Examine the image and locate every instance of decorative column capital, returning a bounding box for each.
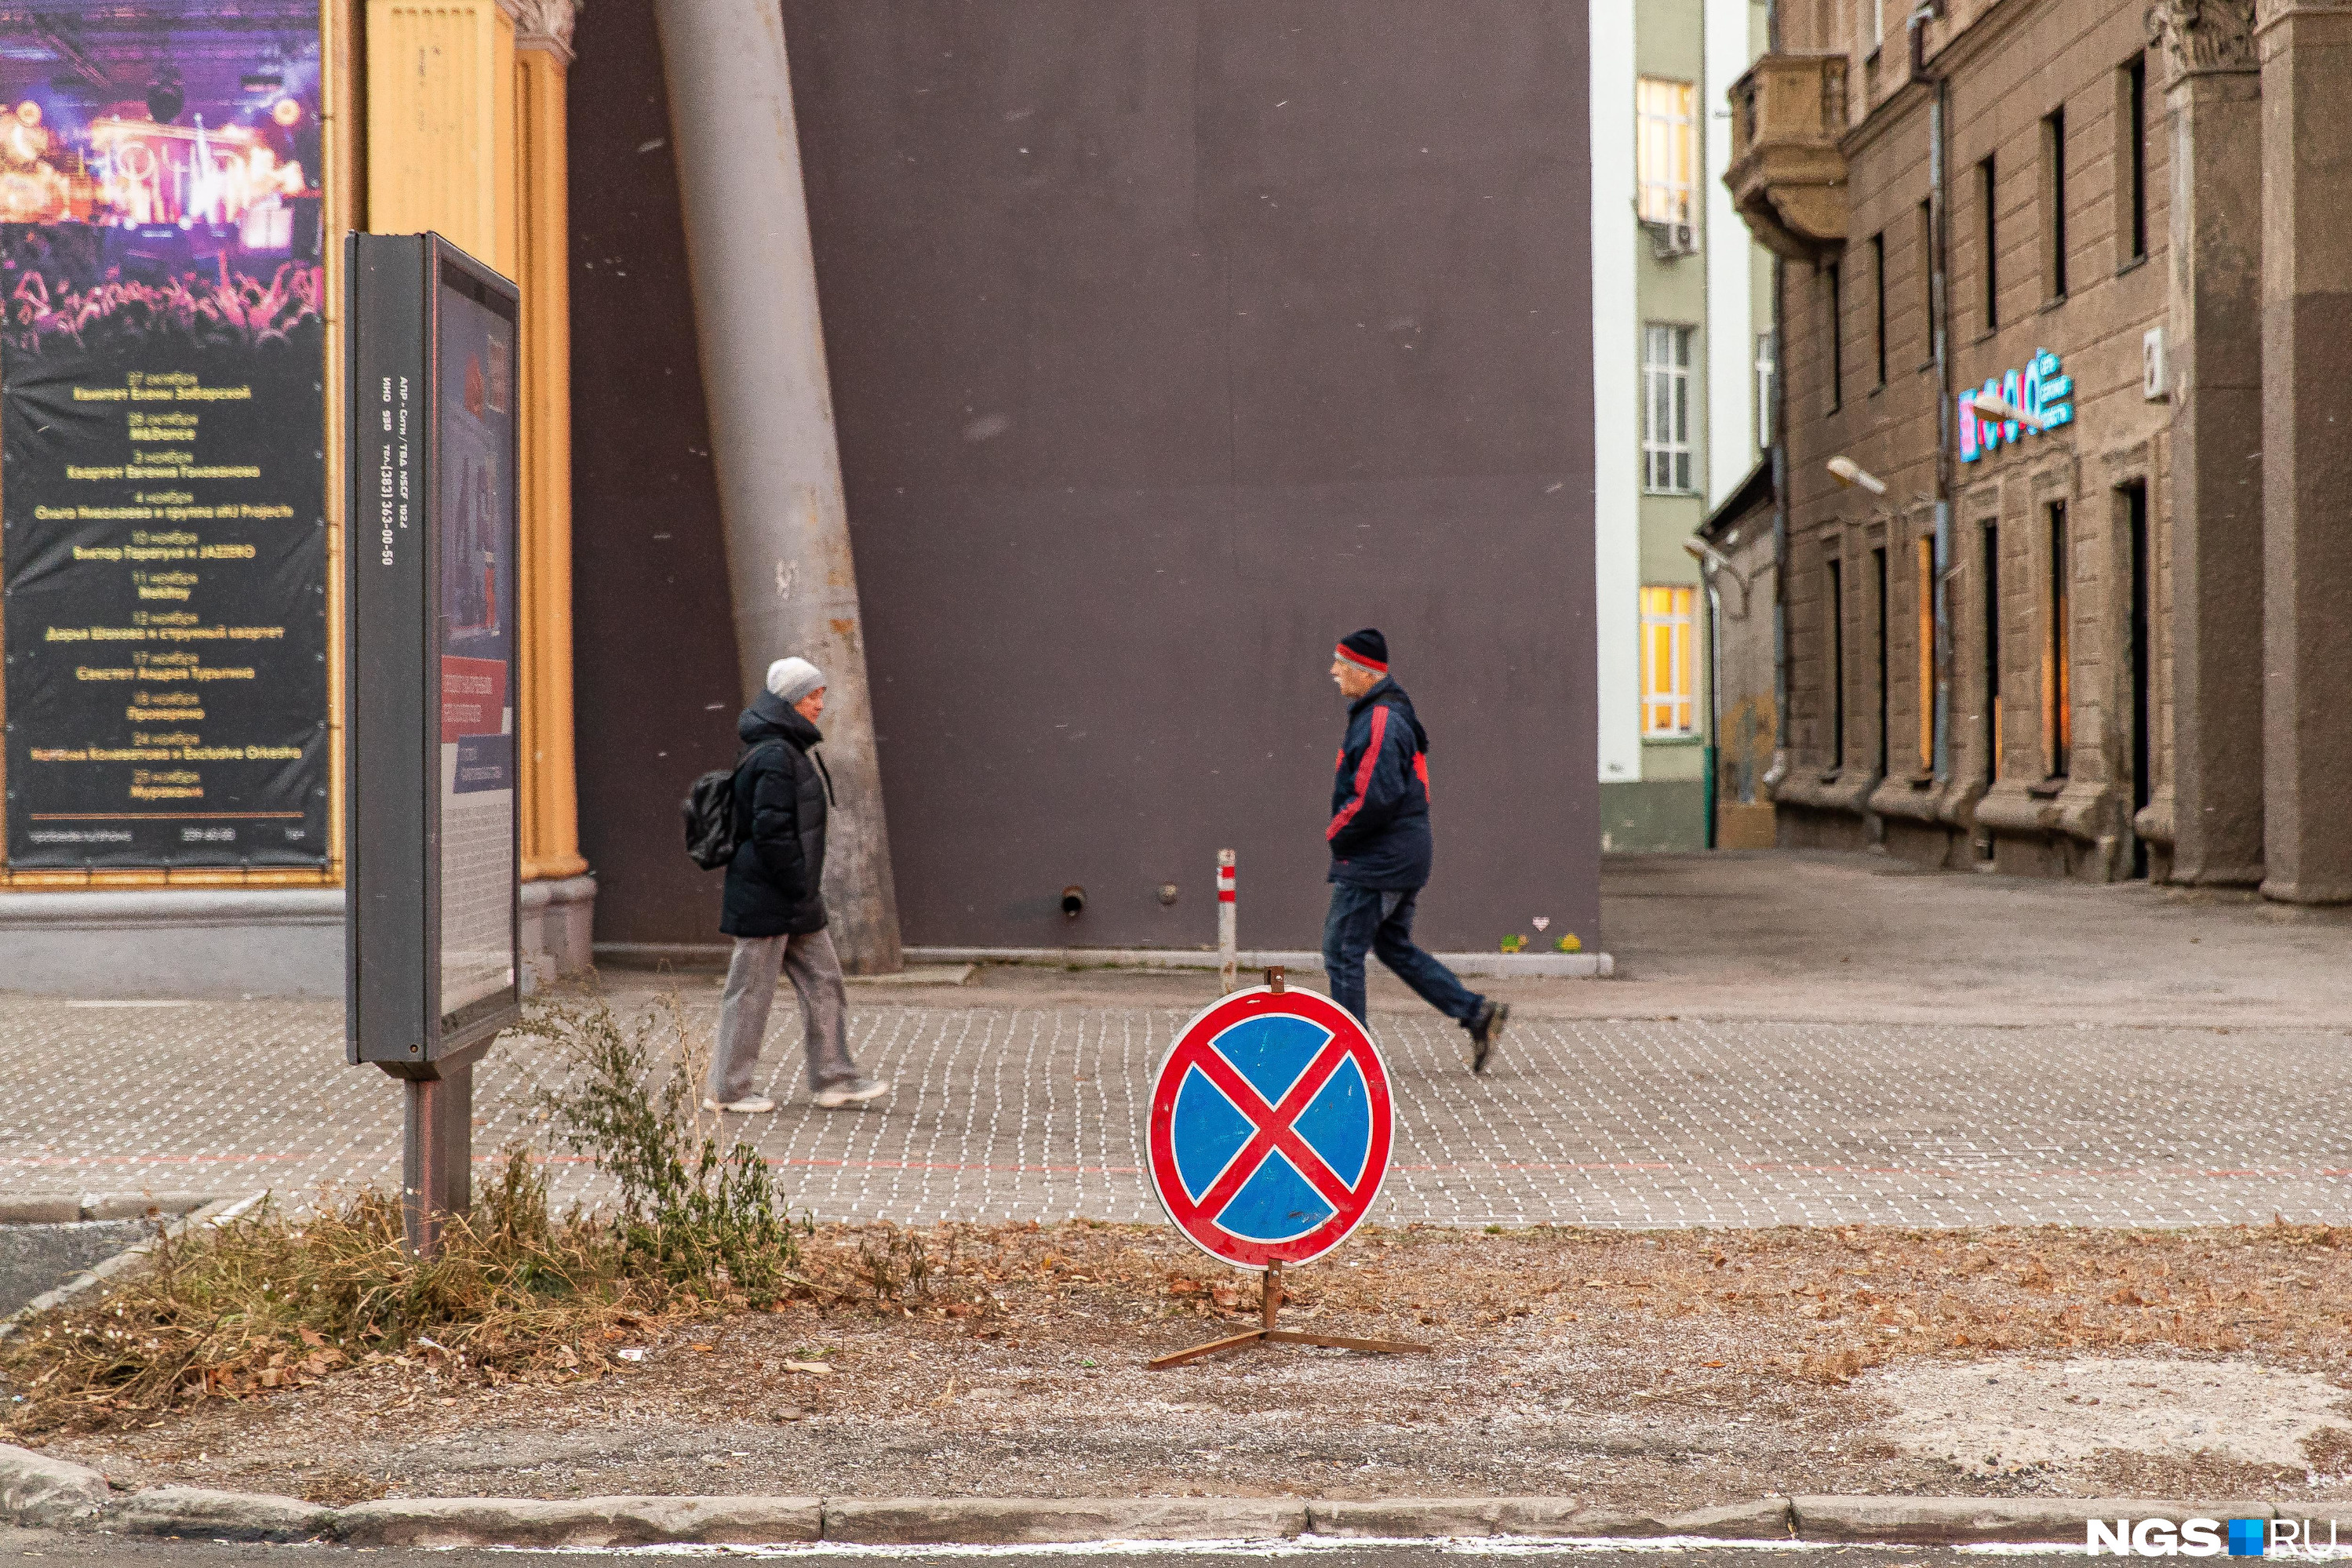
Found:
[2146,0,2259,77]
[501,0,575,62]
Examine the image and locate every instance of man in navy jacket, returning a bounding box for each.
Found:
[1322,628,1509,1071]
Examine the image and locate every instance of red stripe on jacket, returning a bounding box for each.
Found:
[1326,704,1389,841]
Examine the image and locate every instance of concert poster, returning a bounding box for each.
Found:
[0,0,327,868]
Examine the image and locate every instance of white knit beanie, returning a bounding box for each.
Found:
[766,657,825,704]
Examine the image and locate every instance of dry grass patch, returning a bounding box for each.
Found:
[2,995,866,1434]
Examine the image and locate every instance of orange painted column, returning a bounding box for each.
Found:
[512,2,585,882]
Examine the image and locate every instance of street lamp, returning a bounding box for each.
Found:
[1965,389,2049,432]
[1827,455,1888,495]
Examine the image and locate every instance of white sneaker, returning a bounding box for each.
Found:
[702,1095,777,1114]
[811,1077,890,1109]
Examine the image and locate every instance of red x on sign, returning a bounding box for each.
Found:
[1148,987,1394,1268]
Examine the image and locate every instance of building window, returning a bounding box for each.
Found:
[1870,231,1888,387]
[1979,155,1999,332]
[2041,106,2068,301]
[1825,261,1844,411]
[1637,78,1697,227]
[2046,501,2071,777]
[1827,558,1847,766]
[1917,198,1937,365]
[1873,546,1890,779]
[1640,585,1697,737]
[1755,329,1777,450]
[2120,56,2148,264]
[1642,323,1695,493]
[1916,533,1936,773]
[1982,523,2001,784]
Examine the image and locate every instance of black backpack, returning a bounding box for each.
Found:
[680,742,782,871]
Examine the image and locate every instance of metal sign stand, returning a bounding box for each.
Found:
[1146,966,1431,1371]
[1145,1253,1433,1370]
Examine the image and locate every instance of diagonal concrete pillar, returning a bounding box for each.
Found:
[650,0,901,970]
[2151,3,2265,886]
[2257,0,2352,904]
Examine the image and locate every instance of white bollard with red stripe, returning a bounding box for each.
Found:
[1216,849,1237,995]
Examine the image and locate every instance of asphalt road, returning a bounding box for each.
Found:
[0,1220,151,1317]
[0,1531,2099,1566]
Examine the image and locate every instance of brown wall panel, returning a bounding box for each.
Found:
[781,0,1597,952]
[565,0,745,948]
[570,0,1597,955]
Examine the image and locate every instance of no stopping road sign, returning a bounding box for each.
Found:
[1147,985,1395,1268]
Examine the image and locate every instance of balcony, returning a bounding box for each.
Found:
[1724,54,1851,264]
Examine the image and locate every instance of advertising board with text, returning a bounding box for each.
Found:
[432,264,515,1032]
[344,234,516,1066]
[0,0,327,868]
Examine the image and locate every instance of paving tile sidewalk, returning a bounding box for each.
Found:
[0,988,2343,1229]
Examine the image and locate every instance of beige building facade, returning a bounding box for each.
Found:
[1733,0,2349,898]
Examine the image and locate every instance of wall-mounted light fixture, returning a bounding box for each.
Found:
[1827,456,1889,495]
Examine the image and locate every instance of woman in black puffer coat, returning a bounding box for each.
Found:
[706,659,889,1113]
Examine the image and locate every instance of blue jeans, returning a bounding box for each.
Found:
[1321,883,1483,1028]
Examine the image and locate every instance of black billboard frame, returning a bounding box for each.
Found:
[343,230,522,1253]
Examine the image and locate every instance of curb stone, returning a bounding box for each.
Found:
[1303,1498,1790,1538]
[1305,1498,1526,1538]
[333,1495,822,1549]
[1627,1500,1799,1538]
[821,1497,1309,1544]
[0,1195,220,1225]
[1306,1497,1589,1537]
[0,1445,2303,1551]
[79,1195,218,1224]
[110,1486,332,1542]
[1788,1497,2280,1544]
[0,1445,108,1528]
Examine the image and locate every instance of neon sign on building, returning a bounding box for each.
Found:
[1958,348,2073,463]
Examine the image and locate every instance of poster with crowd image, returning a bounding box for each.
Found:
[433,257,516,1029]
[0,0,327,869]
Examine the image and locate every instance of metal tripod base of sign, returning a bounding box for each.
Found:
[1145,1258,1431,1370]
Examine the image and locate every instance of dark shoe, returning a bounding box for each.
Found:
[1465,999,1509,1073]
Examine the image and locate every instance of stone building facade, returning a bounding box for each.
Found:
[1731,0,2351,899]
[1593,0,1772,853]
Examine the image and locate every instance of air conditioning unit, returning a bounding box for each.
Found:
[1643,220,1698,260]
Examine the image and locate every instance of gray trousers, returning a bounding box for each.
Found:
[709,927,858,1102]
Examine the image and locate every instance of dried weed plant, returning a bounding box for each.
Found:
[520,994,799,1305]
[0,995,811,1433]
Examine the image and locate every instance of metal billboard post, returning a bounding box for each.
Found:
[345,232,524,1257]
